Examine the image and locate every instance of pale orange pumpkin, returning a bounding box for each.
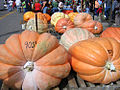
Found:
[74,13,93,27]
[43,13,51,22]
[100,27,120,42]
[0,30,71,89]
[23,11,34,22]
[69,37,120,84]
[55,18,75,33]
[78,20,103,34]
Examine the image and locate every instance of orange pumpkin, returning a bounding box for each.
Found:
[78,20,103,34]
[0,30,71,89]
[23,11,34,21]
[100,27,120,42]
[69,37,120,84]
[68,12,79,22]
[43,13,51,22]
[74,13,93,27]
[55,18,75,33]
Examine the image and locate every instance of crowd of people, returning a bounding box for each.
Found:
[5,0,120,25]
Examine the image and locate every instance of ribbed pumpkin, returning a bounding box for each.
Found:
[26,18,48,33]
[100,27,120,42]
[69,37,120,84]
[74,13,93,27]
[51,12,69,26]
[0,30,71,90]
[78,20,103,34]
[43,13,51,22]
[59,28,95,50]
[23,11,34,22]
[68,12,79,22]
[55,18,75,33]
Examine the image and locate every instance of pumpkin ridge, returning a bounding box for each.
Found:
[34,68,61,80]
[111,29,120,39]
[2,45,25,66]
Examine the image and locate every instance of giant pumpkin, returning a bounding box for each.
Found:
[78,20,103,34]
[100,27,120,42]
[69,37,120,84]
[0,30,71,90]
[59,28,95,50]
[55,18,75,33]
[68,12,78,22]
[74,13,93,27]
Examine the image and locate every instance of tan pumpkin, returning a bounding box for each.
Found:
[26,18,48,33]
[0,30,71,89]
[68,12,78,22]
[23,11,34,22]
[59,28,95,50]
[55,18,75,33]
[51,12,69,26]
[74,13,93,27]
[78,20,103,34]
[69,37,120,84]
[100,27,120,42]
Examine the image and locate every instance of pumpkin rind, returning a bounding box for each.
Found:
[59,28,95,50]
[100,27,120,42]
[55,18,74,33]
[78,20,103,34]
[0,30,71,89]
[68,12,78,22]
[69,37,120,84]
[74,13,93,27]
[43,13,51,22]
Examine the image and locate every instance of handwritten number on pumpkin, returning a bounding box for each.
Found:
[25,41,37,48]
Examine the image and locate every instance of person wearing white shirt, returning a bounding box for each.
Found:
[15,0,21,13]
[8,0,13,11]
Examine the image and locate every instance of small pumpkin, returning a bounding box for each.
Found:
[0,30,71,89]
[55,18,75,33]
[69,37,120,84]
[68,12,79,22]
[59,28,95,50]
[23,11,34,22]
[51,12,69,26]
[100,27,120,42]
[43,13,51,22]
[74,13,93,27]
[78,20,103,34]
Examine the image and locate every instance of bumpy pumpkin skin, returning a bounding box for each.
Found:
[74,13,93,27]
[26,18,48,33]
[69,37,120,84]
[23,11,35,22]
[78,20,103,34]
[0,30,71,90]
[43,13,51,22]
[100,27,120,42]
[55,18,75,33]
[51,12,69,26]
[59,28,95,50]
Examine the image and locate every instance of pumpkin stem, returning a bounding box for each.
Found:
[94,26,98,30]
[23,61,34,72]
[105,62,116,71]
[63,26,67,29]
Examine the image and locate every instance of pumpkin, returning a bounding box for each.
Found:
[43,13,51,22]
[74,13,93,27]
[78,20,103,34]
[23,11,34,22]
[69,37,120,84]
[100,27,120,42]
[62,10,73,15]
[31,12,48,25]
[0,30,71,89]
[51,12,69,26]
[59,28,95,50]
[55,18,75,33]
[68,12,78,22]
[26,18,48,33]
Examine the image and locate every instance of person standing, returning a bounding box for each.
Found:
[15,0,21,13]
[8,0,13,12]
[97,5,103,22]
[34,0,42,12]
[85,0,90,13]
[95,0,100,16]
